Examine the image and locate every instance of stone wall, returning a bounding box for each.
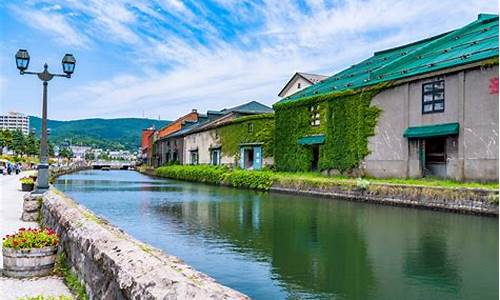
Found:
[271,183,498,216]
[365,64,499,181]
[41,189,248,300]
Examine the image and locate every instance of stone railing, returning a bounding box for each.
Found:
[41,189,248,300]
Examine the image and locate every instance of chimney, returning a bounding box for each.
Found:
[192,109,197,113]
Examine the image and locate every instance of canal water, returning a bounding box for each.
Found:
[55,170,498,300]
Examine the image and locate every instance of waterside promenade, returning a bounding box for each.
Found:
[0,172,73,300]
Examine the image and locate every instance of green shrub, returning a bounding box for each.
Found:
[223,170,274,190]
[156,165,274,190]
[356,178,370,190]
[156,165,227,184]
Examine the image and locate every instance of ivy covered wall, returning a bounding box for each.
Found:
[274,87,384,173]
[219,114,275,159]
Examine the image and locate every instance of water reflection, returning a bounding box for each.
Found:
[55,170,498,300]
[404,223,459,288]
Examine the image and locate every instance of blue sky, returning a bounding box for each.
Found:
[0,0,497,120]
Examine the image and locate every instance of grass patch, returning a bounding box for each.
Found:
[272,171,498,190]
[53,252,89,300]
[81,211,105,224]
[156,165,498,191]
[366,176,498,190]
[138,243,154,254]
[17,296,72,300]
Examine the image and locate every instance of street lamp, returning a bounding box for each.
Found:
[15,49,76,192]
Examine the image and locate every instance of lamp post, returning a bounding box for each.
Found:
[15,49,76,192]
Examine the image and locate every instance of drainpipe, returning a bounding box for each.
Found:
[458,71,466,181]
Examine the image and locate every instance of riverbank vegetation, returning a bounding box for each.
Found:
[156,165,274,190]
[53,252,89,300]
[17,296,73,300]
[155,165,498,191]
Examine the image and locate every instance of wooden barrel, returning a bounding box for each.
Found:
[2,246,57,277]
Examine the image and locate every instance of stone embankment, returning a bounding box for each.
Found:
[271,182,498,216]
[49,164,91,182]
[41,189,249,300]
[145,166,498,216]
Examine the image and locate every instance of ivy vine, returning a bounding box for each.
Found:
[219,114,274,158]
[274,85,385,173]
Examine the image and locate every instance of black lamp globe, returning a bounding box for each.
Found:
[62,53,76,75]
[15,49,30,71]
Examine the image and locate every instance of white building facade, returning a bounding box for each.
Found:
[0,112,30,134]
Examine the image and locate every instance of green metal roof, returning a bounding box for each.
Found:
[403,122,459,138]
[298,134,326,145]
[278,14,499,105]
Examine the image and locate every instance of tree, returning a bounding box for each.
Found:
[0,130,13,155]
[25,130,39,156]
[85,152,95,161]
[11,130,26,156]
[48,141,55,157]
[98,152,110,161]
[59,147,73,159]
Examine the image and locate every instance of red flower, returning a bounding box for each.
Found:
[19,227,26,231]
[489,77,499,94]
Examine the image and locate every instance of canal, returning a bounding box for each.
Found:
[55,170,498,300]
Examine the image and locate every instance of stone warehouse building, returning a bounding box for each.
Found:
[152,109,222,166]
[183,113,274,169]
[274,14,499,181]
[278,72,328,98]
[147,101,273,168]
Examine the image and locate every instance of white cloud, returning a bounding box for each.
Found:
[9,5,89,48]
[4,0,498,119]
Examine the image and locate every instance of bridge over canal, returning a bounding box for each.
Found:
[91,160,135,170]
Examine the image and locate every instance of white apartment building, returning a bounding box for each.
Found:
[70,146,92,160]
[0,112,30,134]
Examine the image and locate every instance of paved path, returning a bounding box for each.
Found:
[0,172,73,300]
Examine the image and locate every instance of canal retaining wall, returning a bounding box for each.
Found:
[41,189,249,300]
[49,165,91,182]
[271,183,498,216]
[144,168,498,216]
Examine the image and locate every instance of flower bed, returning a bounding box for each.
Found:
[2,227,59,277]
[3,227,58,249]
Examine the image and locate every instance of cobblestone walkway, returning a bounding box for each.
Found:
[0,172,73,300]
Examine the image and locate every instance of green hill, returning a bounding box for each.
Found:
[29,116,169,151]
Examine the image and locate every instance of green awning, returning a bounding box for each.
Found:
[403,122,459,138]
[298,134,325,145]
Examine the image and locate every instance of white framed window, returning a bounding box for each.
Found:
[422,80,445,114]
[309,104,321,126]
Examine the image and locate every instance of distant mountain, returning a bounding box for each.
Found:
[29,116,169,151]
